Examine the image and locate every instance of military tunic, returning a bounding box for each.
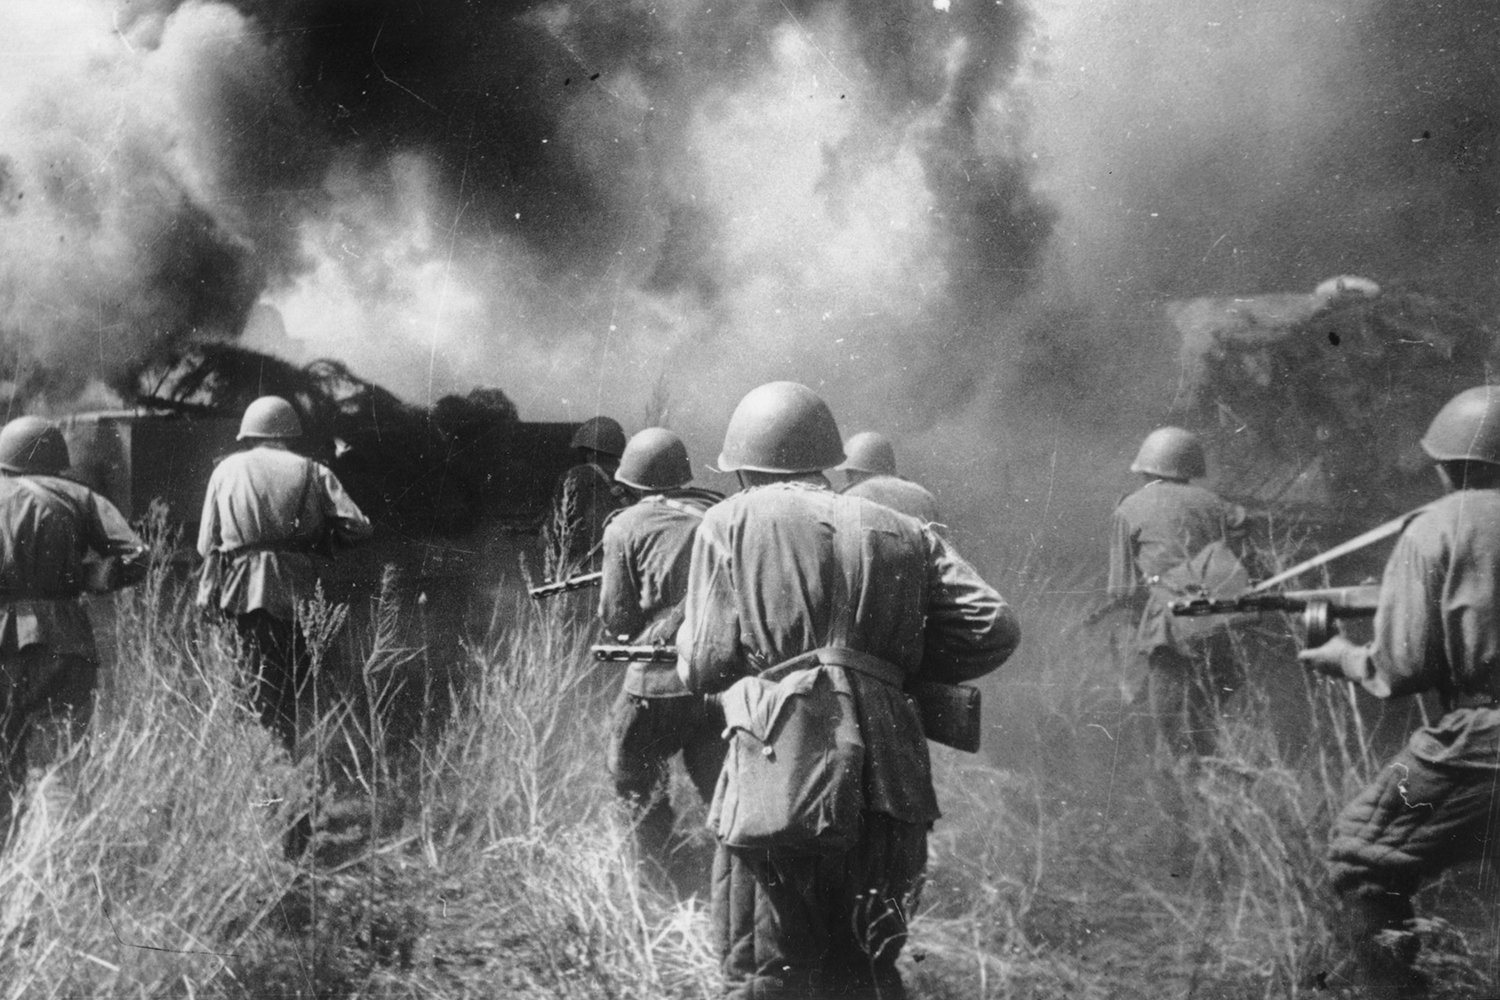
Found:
[197,445,372,750]
[678,481,1017,999]
[842,474,940,525]
[545,462,629,574]
[0,472,146,828]
[597,492,724,864]
[1107,480,1247,771]
[1326,490,1500,908]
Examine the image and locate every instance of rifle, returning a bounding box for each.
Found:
[1170,584,1379,647]
[590,644,983,753]
[528,570,603,601]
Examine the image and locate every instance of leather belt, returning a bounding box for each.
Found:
[1450,692,1500,710]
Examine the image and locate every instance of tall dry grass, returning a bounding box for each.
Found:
[0,519,1492,998]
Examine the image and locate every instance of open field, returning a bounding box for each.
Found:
[0,541,1495,999]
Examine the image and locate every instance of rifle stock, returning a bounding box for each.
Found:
[589,643,983,752]
[1170,584,1379,646]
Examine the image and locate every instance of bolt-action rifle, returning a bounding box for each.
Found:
[528,570,603,601]
[1170,584,1379,647]
[590,644,983,753]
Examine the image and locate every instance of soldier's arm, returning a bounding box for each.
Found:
[675,518,745,694]
[1299,527,1444,698]
[84,491,148,588]
[1105,509,1138,600]
[921,529,1020,684]
[317,464,374,544]
[597,521,647,640]
[197,470,222,557]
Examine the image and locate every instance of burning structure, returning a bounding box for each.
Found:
[1171,277,1498,557]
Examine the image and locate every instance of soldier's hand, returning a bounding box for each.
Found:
[1297,634,1360,681]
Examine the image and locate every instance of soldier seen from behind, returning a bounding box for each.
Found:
[597,427,725,886]
[839,430,941,524]
[0,416,147,839]
[544,416,630,577]
[197,396,373,755]
[1106,426,1251,866]
[1299,385,1500,999]
[677,381,1019,1000]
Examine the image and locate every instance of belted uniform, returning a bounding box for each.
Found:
[1323,489,1500,992]
[0,472,145,827]
[598,490,724,864]
[197,445,372,751]
[678,481,1017,999]
[1107,480,1247,767]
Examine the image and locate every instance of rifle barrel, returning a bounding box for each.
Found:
[592,643,679,663]
[528,570,604,600]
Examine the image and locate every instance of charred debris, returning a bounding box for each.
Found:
[1171,277,1498,565]
[71,341,577,544]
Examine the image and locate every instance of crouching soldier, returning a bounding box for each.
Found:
[598,428,724,878]
[1300,385,1500,999]
[678,382,1019,1000]
[0,416,147,836]
[197,396,372,754]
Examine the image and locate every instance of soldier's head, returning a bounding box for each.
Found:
[615,427,693,496]
[717,381,844,489]
[570,416,626,472]
[1422,385,1500,492]
[237,396,303,447]
[838,431,896,489]
[0,416,69,475]
[1129,426,1206,483]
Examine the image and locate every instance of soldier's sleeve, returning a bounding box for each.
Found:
[86,492,147,562]
[597,519,646,640]
[921,528,1019,683]
[1340,525,1445,699]
[676,514,744,693]
[1106,507,1136,600]
[318,465,374,543]
[197,469,222,557]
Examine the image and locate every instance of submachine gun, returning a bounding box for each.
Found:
[1167,502,1424,646]
[591,643,984,753]
[1170,585,1379,647]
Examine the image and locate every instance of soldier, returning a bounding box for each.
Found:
[1299,385,1500,999]
[544,416,630,576]
[838,430,897,491]
[0,416,147,835]
[1106,426,1249,854]
[844,474,940,525]
[840,430,941,523]
[197,396,372,754]
[598,427,725,877]
[677,382,1018,1000]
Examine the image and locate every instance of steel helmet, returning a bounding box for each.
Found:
[238,396,303,441]
[0,416,69,474]
[1130,426,1206,480]
[616,427,693,490]
[1420,385,1500,465]
[840,431,897,476]
[570,416,626,458]
[717,381,845,474]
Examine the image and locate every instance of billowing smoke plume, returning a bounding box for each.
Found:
[0,0,1054,436]
[5,0,1500,569]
